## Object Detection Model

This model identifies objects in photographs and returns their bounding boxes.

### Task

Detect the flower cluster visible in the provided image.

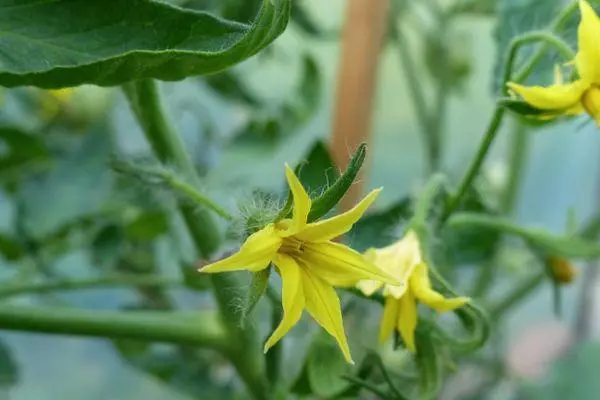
[200,165,470,362]
[508,1,600,125]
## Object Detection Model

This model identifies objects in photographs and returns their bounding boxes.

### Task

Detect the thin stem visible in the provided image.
[441,106,506,223]
[0,305,228,351]
[0,275,180,299]
[501,120,529,214]
[489,272,545,317]
[389,19,438,173]
[513,1,579,83]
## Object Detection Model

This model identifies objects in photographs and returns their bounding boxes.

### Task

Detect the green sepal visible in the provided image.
[240,267,271,329]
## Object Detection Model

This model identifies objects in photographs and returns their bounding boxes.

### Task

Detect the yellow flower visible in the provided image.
[507,1,600,125]
[357,231,470,352]
[39,88,76,119]
[199,164,400,363]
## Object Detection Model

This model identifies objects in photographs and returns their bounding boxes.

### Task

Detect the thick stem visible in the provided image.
[0,275,179,299]
[0,306,228,351]
[123,79,267,399]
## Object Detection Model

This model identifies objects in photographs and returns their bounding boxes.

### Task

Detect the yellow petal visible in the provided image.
[370,231,422,281]
[301,242,400,286]
[295,188,382,242]
[379,297,400,343]
[200,225,281,273]
[356,279,383,296]
[506,80,588,111]
[409,263,470,313]
[264,255,305,352]
[576,0,600,83]
[397,290,418,353]
[301,267,354,364]
[285,164,311,234]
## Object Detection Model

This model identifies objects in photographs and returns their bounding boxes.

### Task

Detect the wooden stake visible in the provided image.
[330,0,390,210]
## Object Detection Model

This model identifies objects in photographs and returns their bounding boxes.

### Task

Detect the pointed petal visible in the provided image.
[302,242,400,286]
[301,267,354,363]
[397,291,418,352]
[285,164,311,233]
[379,297,400,343]
[507,81,587,111]
[576,0,600,83]
[264,255,305,352]
[295,188,382,242]
[410,263,470,312]
[200,225,281,273]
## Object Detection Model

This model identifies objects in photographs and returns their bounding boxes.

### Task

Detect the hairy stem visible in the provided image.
[123,79,267,399]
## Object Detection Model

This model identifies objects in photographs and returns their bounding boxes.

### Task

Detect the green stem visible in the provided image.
[501,120,529,214]
[489,272,545,317]
[513,1,579,83]
[441,106,506,223]
[123,79,267,399]
[389,18,439,173]
[504,31,576,92]
[0,305,228,351]
[0,275,179,299]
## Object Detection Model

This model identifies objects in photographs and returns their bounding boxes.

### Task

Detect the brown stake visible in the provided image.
[330,0,390,211]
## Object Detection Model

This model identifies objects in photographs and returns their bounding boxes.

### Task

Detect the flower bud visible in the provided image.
[548,256,577,284]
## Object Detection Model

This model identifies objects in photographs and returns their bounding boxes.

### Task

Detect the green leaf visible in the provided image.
[0,234,24,262]
[291,0,325,37]
[449,213,600,259]
[203,71,261,106]
[291,332,350,398]
[0,338,18,386]
[307,333,350,398]
[348,197,412,252]
[0,0,291,88]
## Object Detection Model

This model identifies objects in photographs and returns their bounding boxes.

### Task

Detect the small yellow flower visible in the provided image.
[199,164,400,363]
[507,1,600,125]
[39,88,76,119]
[548,256,578,284]
[357,231,470,352]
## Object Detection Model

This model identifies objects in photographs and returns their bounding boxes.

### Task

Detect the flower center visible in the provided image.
[582,85,600,125]
[280,237,304,258]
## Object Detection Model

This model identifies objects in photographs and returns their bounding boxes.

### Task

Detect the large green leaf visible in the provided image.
[0,0,291,88]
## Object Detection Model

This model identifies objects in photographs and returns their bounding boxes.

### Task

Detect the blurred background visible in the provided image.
[1,0,599,399]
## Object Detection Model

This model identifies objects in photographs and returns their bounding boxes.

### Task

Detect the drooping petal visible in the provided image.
[507,81,588,111]
[200,224,281,273]
[301,241,400,286]
[264,254,305,352]
[410,263,470,313]
[371,231,422,281]
[295,188,382,242]
[576,0,600,83]
[284,164,311,233]
[301,266,353,363]
[397,290,418,353]
[379,297,400,343]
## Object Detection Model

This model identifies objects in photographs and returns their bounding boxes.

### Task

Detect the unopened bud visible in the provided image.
[548,257,577,284]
